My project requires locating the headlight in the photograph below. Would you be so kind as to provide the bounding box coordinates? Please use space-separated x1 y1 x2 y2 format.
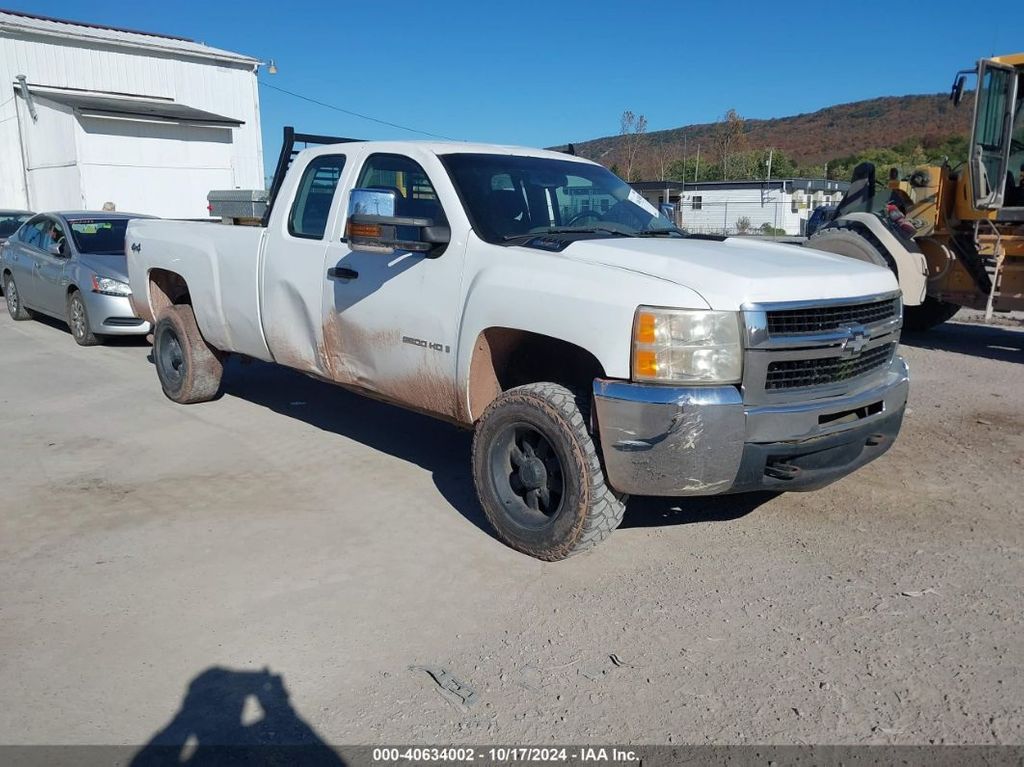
632 307 742 384
91 275 131 297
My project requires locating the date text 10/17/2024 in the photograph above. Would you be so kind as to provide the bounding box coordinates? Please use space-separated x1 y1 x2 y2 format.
372 747 640 763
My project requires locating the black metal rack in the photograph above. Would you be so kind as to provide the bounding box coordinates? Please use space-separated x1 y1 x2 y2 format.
261 126 361 226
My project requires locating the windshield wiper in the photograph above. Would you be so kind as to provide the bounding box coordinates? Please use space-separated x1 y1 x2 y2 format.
632 228 685 237
502 226 632 241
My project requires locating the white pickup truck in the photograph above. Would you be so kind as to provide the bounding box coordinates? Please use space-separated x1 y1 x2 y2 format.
126 132 909 560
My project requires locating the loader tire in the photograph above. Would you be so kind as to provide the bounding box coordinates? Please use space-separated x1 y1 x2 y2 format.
472 382 626 561
807 226 891 270
153 305 223 404
903 297 960 332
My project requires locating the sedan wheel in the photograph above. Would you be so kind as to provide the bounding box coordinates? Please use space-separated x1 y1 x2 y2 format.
67 291 101 346
4 275 32 321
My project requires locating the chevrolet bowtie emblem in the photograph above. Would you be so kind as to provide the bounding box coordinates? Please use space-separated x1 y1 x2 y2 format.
840 326 869 356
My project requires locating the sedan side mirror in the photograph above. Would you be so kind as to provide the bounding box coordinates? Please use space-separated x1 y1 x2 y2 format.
47 242 65 257
345 188 450 257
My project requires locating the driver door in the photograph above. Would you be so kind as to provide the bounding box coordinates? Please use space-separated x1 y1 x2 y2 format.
321 151 466 420
970 59 1018 209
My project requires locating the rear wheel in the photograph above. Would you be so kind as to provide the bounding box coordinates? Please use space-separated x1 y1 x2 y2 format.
4 274 33 320
153 305 223 404
472 382 626 560
67 290 101 346
903 297 960 332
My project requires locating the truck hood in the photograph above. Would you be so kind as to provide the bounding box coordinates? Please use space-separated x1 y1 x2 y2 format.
559 236 898 309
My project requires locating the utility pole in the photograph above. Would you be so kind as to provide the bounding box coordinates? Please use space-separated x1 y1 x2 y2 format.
682 134 687 191
694 144 700 183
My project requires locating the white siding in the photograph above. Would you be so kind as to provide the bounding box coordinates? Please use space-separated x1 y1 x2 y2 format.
0 23 262 216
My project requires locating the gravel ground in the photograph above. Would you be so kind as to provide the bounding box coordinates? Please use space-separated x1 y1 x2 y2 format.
0 310 1021 749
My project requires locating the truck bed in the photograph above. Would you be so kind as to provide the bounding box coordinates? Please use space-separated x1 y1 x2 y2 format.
126 219 273 361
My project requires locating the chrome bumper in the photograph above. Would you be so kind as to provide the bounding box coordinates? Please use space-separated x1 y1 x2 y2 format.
593 356 909 496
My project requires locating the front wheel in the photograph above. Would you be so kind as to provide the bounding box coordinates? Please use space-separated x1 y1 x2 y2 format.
67 290 101 346
472 382 626 560
153 305 224 404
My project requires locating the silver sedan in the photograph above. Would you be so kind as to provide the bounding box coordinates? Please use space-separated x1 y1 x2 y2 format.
1 212 153 345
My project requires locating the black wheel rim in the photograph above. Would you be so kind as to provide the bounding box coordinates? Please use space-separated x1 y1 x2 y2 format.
5 280 17 315
157 325 186 391
69 296 86 339
489 421 565 529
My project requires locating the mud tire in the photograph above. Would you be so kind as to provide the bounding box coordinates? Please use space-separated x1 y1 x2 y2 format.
472 382 626 560
153 305 223 404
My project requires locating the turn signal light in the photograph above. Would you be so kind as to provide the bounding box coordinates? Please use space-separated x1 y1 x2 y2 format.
347 221 381 239
634 349 658 378
635 311 657 345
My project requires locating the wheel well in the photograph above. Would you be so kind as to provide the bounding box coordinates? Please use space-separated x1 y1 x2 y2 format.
148 268 191 321
467 328 606 421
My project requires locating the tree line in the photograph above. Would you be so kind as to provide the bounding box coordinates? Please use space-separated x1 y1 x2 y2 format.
609 109 971 184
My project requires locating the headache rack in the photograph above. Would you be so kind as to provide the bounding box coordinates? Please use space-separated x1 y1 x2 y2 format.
260 126 362 226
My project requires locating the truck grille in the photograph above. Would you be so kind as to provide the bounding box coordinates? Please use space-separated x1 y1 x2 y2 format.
765 343 895 391
767 298 899 336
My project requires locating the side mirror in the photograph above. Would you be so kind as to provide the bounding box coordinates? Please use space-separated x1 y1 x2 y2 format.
47 242 64 257
950 75 966 106
345 188 450 256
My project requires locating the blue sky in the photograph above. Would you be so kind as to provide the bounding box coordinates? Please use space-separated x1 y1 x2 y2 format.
12 0 1024 175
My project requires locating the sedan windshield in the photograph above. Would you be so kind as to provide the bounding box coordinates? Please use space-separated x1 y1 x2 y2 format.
67 218 130 255
442 153 679 244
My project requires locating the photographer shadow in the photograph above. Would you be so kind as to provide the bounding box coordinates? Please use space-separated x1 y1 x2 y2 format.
131 666 344 767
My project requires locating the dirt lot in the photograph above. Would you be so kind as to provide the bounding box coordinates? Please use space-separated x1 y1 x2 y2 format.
0 310 1021 749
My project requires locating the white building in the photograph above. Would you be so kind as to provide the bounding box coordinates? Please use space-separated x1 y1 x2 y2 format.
0 9 263 218
633 178 849 236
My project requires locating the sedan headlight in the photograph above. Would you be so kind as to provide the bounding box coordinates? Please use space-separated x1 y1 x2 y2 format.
91 275 131 297
632 307 743 384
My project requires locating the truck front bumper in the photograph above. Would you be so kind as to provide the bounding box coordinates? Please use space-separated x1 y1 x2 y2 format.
592 356 909 496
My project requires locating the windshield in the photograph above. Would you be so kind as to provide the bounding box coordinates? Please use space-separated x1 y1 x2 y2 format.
67 218 130 255
0 214 30 238
442 153 679 244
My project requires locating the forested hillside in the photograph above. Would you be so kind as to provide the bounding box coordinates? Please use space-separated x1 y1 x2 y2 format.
571 93 974 183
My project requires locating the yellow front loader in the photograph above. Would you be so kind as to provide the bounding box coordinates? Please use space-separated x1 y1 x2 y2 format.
808 53 1024 330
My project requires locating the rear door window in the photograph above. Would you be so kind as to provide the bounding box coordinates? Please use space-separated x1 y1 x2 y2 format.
21 217 50 250
289 154 347 239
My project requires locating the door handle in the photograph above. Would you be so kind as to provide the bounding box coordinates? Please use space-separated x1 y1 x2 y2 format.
327 266 358 280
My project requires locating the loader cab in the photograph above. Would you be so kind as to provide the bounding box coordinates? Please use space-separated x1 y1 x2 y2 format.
960 55 1024 216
